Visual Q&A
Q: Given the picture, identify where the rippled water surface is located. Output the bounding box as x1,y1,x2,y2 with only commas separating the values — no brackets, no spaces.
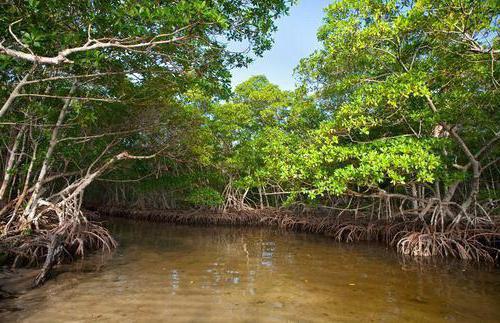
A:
1,218,499,322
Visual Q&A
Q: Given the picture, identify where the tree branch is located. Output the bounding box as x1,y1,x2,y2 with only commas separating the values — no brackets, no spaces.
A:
0,23,194,65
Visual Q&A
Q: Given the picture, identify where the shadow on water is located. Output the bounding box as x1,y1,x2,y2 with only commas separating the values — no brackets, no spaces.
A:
1,217,499,322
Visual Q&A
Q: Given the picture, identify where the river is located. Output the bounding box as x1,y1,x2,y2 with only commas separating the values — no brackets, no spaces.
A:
1,218,499,322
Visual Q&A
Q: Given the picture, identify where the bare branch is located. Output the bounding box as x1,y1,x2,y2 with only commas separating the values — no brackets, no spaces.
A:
0,70,32,119
0,23,195,65
8,19,34,55
16,93,118,103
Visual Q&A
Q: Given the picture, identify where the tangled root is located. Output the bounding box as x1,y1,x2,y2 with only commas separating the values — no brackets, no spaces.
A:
1,216,116,286
397,230,500,262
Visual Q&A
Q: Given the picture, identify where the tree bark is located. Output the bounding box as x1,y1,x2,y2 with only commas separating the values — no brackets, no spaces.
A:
25,84,76,222
448,127,481,212
0,72,30,119
3,143,37,235
32,233,62,287
0,125,26,201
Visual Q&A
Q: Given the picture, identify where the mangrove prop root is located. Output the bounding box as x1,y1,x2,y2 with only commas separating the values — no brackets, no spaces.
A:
0,216,116,287
33,233,63,288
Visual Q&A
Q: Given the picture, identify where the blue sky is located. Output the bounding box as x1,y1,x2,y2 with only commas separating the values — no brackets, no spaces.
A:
230,0,332,90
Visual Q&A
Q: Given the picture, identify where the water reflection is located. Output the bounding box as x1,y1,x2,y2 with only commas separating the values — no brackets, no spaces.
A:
261,241,275,267
170,269,180,293
1,218,499,322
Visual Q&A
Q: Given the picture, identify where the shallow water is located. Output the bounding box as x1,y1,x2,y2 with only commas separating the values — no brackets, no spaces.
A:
1,218,499,322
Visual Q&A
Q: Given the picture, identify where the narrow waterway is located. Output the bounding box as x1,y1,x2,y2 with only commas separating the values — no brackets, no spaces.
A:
1,218,499,322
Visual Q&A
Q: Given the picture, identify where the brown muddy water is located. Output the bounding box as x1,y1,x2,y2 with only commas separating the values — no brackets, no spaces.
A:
1,218,499,322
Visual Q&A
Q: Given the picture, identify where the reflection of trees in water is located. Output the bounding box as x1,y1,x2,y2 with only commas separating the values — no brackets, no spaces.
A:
170,269,180,294
106,218,499,303
113,220,323,292
260,241,275,267
114,225,299,292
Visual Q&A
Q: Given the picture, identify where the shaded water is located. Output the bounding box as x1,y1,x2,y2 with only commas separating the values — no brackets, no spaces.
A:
1,218,499,322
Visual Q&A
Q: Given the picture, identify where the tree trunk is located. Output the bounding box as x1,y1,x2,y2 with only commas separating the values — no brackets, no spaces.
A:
0,125,26,202
25,84,76,222
258,187,264,209
3,143,37,235
0,72,31,119
410,183,418,210
462,160,481,211
32,233,63,287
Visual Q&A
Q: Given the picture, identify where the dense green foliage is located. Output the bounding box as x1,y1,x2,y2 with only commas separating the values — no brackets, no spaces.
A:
0,1,292,223
88,0,499,214
293,0,499,199
197,0,499,211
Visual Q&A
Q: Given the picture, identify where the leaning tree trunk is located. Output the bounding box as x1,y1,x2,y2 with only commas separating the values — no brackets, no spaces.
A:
24,84,76,224
0,70,32,119
0,125,26,202
3,143,38,235
32,233,63,287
